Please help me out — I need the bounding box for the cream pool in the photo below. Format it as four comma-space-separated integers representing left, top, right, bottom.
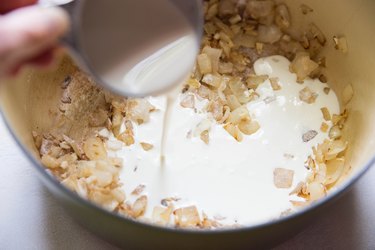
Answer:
103, 55, 340, 226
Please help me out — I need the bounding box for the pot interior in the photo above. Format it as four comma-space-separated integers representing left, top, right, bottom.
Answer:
1, 0, 374, 226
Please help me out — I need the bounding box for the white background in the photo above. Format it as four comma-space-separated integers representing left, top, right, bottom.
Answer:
0, 115, 374, 250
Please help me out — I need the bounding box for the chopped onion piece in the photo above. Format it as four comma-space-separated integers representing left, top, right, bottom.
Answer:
227, 106, 251, 125
246, 75, 268, 89
98, 128, 110, 138
309, 23, 326, 45
187, 78, 201, 89
275, 4, 291, 29
219, 0, 236, 17
289, 182, 305, 196
321, 107, 331, 121
206, 3, 219, 20
329, 125, 342, 140
325, 140, 347, 160
194, 119, 212, 137
246, 0, 275, 19
84, 137, 107, 160
140, 142, 154, 151
127, 99, 155, 124
202, 73, 222, 88
226, 95, 241, 110
200, 130, 210, 144
132, 195, 148, 218
131, 184, 146, 195
290, 53, 319, 83
273, 168, 294, 189
180, 94, 195, 109
238, 120, 260, 135
41, 155, 59, 169
117, 131, 135, 146
299, 87, 318, 104
257, 25, 282, 44
202, 46, 222, 73
233, 33, 256, 48
270, 77, 281, 90
325, 158, 345, 185
218, 61, 234, 74
197, 53, 212, 74
92, 169, 113, 187
333, 36, 348, 53
173, 206, 201, 227
307, 182, 326, 201
152, 206, 173, 226
256, 42, 264, 55
229, 14, 242, 24
320, 122, 329, 133
224, 123, 243, 142
228, 78, 252, 104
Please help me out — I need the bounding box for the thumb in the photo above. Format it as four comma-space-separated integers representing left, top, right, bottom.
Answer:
0, 6, 70, 76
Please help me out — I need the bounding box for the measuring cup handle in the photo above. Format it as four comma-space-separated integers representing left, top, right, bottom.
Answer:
38, 0, 78, 48
58, 0, 78, 50
50, 0, 90, 76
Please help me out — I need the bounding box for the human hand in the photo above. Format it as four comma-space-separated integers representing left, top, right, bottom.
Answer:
0, 0, 69, 77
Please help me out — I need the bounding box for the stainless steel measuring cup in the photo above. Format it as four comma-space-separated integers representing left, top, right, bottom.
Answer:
43, 0, 203, 97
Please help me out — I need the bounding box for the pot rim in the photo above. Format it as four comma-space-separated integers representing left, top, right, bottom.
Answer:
0, 105, 372, 235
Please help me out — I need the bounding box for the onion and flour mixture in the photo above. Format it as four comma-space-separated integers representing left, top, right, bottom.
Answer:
34, 0, 353, 229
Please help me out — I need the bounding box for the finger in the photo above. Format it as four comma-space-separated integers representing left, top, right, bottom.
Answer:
28, 48, 56, 67
0, 6, 69, 76
0, 0, 37, 14
9, 47, 57, 76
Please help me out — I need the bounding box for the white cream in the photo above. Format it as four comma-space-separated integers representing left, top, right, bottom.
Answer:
107, 55, 340, 226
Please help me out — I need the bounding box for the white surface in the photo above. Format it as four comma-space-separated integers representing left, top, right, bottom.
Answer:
0, 114, 374, 250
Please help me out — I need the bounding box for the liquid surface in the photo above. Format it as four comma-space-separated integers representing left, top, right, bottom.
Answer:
80, 0, 199, 96
160, 93, 176, 166
106, 56, 340, 225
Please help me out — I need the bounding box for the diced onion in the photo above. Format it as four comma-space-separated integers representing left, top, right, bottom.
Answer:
257, 25, 282, 44
197, 53, 212, 74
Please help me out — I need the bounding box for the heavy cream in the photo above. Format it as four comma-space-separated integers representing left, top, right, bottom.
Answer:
79, 0, 199, 97
106, 55, 340, 226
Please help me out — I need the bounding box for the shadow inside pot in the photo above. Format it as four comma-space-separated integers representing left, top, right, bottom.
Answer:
39, 178, 369, 250
274, 182, 366, 250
